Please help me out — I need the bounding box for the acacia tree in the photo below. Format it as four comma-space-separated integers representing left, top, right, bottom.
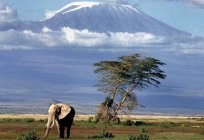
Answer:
94, 54, 166, 122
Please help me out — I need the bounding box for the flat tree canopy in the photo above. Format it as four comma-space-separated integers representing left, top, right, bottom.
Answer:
94, 54, 166, 122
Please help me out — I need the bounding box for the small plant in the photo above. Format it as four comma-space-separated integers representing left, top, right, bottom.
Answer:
16, 129, 40, 140
123, 120, 135, 126
88, 117, 94, 122
129, 134, 149, 140
123, 120, 146, 126
88, 129, 114, 139
22, 118, 35, 122
135, 121, 145, 126
200, 131, 204, 135
141, 128, 148, 133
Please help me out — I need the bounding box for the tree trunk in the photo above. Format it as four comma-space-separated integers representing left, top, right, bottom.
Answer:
113, 86, 135, 117
113, 93, 128, 116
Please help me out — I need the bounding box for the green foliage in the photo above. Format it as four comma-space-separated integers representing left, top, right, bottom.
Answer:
123, 120, 146, 126
22, 118, 35, 122
88, 129, 114, 139
88, 117, 95, 123
123, 120, 135, 126
200, 131, 204, 135
94, 54, 166, 122
129, 134, 149, 140
141, 128, 148, 133
16, 129, 40, 140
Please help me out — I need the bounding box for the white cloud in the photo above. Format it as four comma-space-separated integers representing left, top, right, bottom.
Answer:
0, 27, 166, 50
0, 25, 203, 55
187, 0, 204, 8
0, 3, 17, 22
62, 27, 165, 47
0, 3, 19, 31
109, 32, 164, 46
141, 0, 204, 9
0, 26, 204, 55
61, 27, 108, 46
169, 41, 204, 54
153, 0, 204, 8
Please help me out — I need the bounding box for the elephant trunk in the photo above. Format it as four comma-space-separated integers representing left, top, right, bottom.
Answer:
44, 113, 55, 139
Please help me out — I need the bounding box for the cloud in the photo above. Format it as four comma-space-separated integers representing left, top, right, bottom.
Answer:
169, 40, 204, 54
0, 3, 17, 22
0, 3, 19, 30
0, 27, 165, 50
186, 0, 204, 8
150, 0, 204, 8
0, 27, 204, 55
62, 27, 164, 46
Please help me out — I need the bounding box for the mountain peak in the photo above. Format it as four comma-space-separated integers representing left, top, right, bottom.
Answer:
55, 1, 100, 15
46, 1, 141, 20
22, 1, 189, 37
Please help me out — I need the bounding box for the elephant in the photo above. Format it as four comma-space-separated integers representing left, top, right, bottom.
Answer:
44, 103, 75, 139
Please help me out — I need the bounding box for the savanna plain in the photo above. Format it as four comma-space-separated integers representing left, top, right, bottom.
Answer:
1, 114, 204, 140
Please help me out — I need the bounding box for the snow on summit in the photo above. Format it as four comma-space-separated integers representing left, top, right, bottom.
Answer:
46, 1, 140, 20
56, 2, 100, 15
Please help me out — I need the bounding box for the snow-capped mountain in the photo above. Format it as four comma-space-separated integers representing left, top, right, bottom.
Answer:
21, 1, 189, 37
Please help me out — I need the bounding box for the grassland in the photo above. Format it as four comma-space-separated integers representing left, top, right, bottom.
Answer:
0, 114, 204, 139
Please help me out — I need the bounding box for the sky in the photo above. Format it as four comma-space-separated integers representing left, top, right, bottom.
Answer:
0, 0, 204, 37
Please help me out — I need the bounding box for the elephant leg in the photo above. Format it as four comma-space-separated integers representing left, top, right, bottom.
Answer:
66, 107, 75, 138
66, 122, 72, 138
60, 126, 65, 138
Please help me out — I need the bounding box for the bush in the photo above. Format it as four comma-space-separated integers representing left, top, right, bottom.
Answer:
88, 117, 94, 122
16, 129, 40, 140
123, 120, 146, 126
88, 129, 114, 139
129, 134, 149, 140
22, 118, 35, 122
123, 120, 135, 126
135, 121, 145, 126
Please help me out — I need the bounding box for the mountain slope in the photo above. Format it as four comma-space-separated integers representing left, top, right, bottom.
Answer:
21, 2, 189, 37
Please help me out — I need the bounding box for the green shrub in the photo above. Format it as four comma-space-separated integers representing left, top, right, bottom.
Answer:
88, 129, 114, 139
200, 131, 204, 135
123, 120, 135, 126
129, 134, 149, 140
141, 128, 148, 133
135, 121, 145, 126
16, 129, 40, 140
37, 119, 45, 122
88, 117, 94, 122
22, 118, 35, 122
123, 120, 146, 126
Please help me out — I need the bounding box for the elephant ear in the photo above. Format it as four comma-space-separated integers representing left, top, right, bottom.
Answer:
58, 104, 71, 120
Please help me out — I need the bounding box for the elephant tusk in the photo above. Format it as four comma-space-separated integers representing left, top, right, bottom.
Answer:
50, 120, 55, 128
44, 124, 48, 129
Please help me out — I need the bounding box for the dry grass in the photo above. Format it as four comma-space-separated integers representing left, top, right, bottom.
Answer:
0, 114, 202, 121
